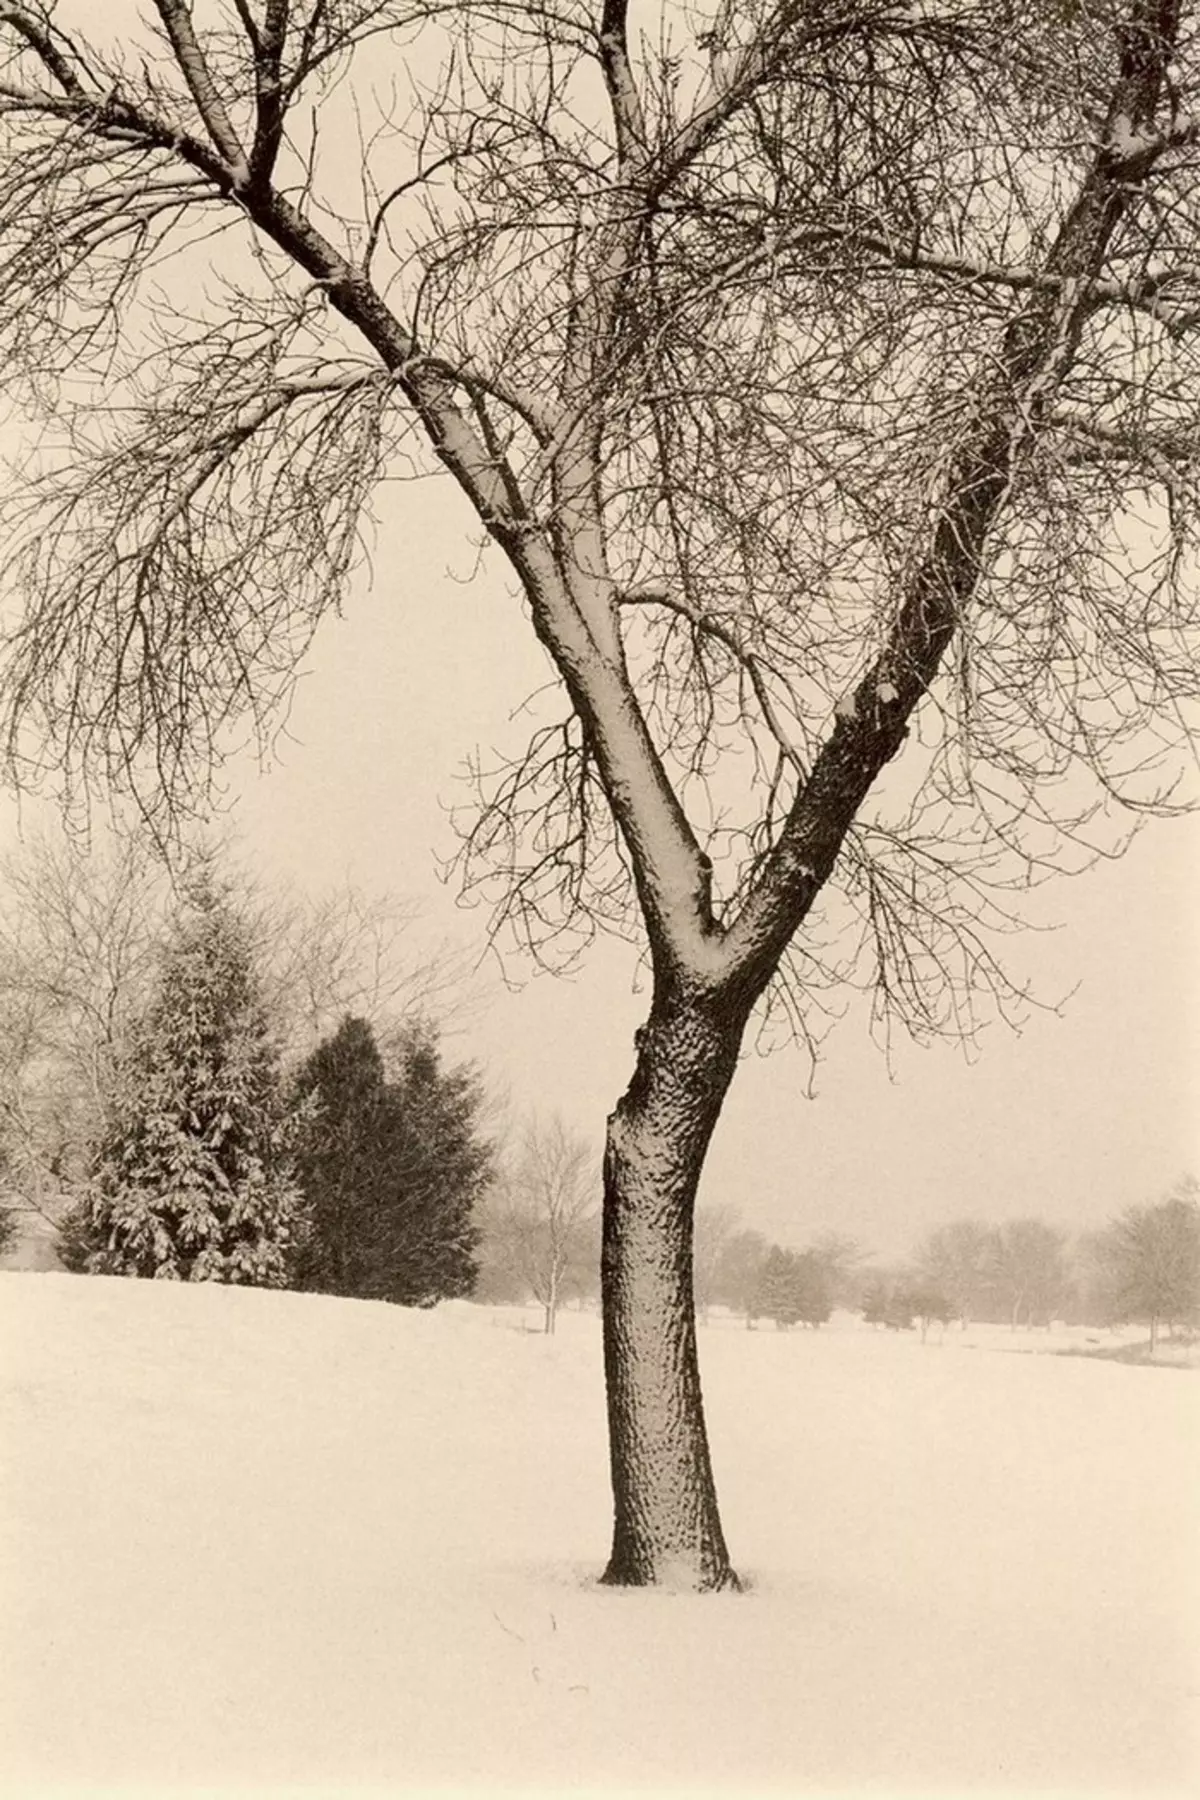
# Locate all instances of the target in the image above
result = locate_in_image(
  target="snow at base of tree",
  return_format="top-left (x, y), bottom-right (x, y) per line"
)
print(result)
top-left (1, 1273), bottom-right (1196, 1796)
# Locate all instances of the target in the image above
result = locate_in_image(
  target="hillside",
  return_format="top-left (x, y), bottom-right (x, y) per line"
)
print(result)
top-left (1, 1272), bottom-right (1197, 1796)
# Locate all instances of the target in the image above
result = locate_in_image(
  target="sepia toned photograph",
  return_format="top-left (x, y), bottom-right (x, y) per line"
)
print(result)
top-left (0, 2), bottom-right (1197, 1796)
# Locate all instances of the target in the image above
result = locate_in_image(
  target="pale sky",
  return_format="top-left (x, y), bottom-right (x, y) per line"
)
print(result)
top-left (211, 477), bottom-right (1200, 1265)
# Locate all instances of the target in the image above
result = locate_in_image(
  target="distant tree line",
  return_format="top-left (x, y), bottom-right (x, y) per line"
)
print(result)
top-left (899, 1198), bottom-right (1199, 1343)
top-left (690, 1221), bottom-right (866, 1330)
top-left (672, 1192), bottom-right (1199, 1348)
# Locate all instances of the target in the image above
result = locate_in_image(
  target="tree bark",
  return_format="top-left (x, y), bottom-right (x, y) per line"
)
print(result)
top-left (599, 988), bottom-right (745, 1591)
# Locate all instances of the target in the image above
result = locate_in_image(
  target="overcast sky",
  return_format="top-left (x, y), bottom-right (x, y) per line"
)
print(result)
top-left (197, 478), bottom-right (1200, 1265)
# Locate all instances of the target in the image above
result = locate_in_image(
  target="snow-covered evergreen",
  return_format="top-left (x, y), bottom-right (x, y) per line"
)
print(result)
top-left (82, 879), bottom-right (305, 1284)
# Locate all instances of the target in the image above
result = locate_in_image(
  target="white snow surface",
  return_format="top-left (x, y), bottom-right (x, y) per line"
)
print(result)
top-left (2, 1274), bottom-right (1197, 1799)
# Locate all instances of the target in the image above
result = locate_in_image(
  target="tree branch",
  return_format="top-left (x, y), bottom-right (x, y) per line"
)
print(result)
top-left (716, 0), bottom-right (1189, 996)
top-left (151, 0), bottom-right (250, 185)
top-left (246, 0), bottom-right (290, 187)
top-left (0, 6), bottom-right (85, 96)
top-left (596, 0), bottom-right (645, 167)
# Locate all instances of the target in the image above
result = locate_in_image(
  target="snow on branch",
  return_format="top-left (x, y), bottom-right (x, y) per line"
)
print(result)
top-left (151, 0), bottom-right (250, 186)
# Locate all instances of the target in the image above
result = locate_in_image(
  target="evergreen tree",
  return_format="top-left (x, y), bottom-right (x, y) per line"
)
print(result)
top-left (293, 1016), bottom-right (487, 1306)
top-left (83, 881), bottom-right (304, 1285)
top-left (753, 1246), bottom-right (804, 1329)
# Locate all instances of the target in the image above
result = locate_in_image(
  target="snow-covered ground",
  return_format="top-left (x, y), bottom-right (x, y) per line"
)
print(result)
top-left (1, 1274), bottom-right (1196, 1798)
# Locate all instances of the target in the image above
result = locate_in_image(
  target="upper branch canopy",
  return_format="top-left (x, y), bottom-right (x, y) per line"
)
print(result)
top-left (0, 1), bottom-right (1198, 1042)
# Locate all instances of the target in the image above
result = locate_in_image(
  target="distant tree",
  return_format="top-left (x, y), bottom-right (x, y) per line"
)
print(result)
top-left (693, 1204), bottom-right (742, 1321)
top-left (883, 1286), bottom-right (916, 1332)
top-left (79, 880), bottom-right (305, 1285)
top-left (754, 1246), bottom-right (802, 1329)
top-left (713, 1229), bottom-right (771, 1328)
top-left (990, 1219), bottom-right (1069, 1329)
top-left (0, 1197), bottom-right (17, 1259)
top-left (370, 1018), bottom-right (488, 1304)
top-left (294, 1016), bottom-right (487, 1307)
top-left (861, 1280), bottom-right (891, 1329)
top-left (807, 1232), bottom-right (871, 1311)
top-left (903, 1283), bottom-right (953, 1343)
top-left (915, 1220), bottom-right (995, 1327)
top-left (792, 1250), bottom-right (832, 1327)
top-left (476, 1116), bottom-right (597, 1332)
top-left (1073, 1229), bottom-right (1125, 1329)
top-left (751, 1245), bottom-right (830, 1329)
top-left (54, 1198), bottom-right (97, 1274)
top-left (252, 880), bottom-right (472, 1067)
top-left (1099, 1182), bottom-right (1200, 1353)
top-left (860, 1271), bottom-right (920, 1331)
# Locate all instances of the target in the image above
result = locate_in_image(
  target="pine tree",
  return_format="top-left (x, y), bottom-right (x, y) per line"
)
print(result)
top-left (83, 881), bottom-right (305, 1285)
top-left (289, 1015), bottom-right (386, 1297)
top-left (753, 1246), bottom-right (803, 1329)
top-left (293, 1016), bottom-right (487, 1306)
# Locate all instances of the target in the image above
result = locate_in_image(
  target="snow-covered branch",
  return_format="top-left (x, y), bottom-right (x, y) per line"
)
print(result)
top-left (151, 0), bottom-right (250, 185)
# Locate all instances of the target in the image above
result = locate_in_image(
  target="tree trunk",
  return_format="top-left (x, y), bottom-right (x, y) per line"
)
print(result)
top-left (599, 991), bottom-right (744, 1591)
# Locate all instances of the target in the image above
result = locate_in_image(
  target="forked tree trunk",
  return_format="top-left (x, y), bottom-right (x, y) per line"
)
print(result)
top-left (599, 990), bottom-right (746, 1591)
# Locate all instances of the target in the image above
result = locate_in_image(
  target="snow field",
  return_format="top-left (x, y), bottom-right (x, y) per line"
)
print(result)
top-left (1, 1273), bottom-right (1197, 1797)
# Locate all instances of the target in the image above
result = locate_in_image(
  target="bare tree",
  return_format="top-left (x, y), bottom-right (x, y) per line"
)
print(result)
top-left (1095, 1177), bottom-right (1200, 1351)
top-left (692, 1202), bottom-right (741, 1320)
top-left (0, 2), bottom-right (1198, 1586)
top-left (989, 1218), bottom-right (1070, 1329)
top-left (808, 1231), bottom-right (872, 1310)
top-left (480, 1115), bottom-right (599, 1333)
top-left (915, 1219), bottom-right (996, 1327)
top-left (712, 1225), bottom-right (772, 1327)
top-left (0, 827), bottom-right (164, 1217)
top-left (247, 877), bottom-right (472, 1064)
